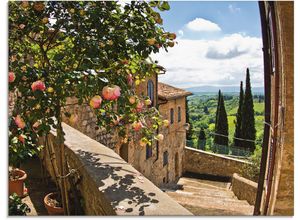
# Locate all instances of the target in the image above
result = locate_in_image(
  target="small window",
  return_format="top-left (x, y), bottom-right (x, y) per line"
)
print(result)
top-left (146, 144), bottom-right (152, 159)
top-left (170, 108), bottom-right (174, 124)
top-left (163, 151), bottom-right (168, 166)
top-left (147, 80), bottom-right (154, 106)
top-left (178, 106), bottom-right (181, 122)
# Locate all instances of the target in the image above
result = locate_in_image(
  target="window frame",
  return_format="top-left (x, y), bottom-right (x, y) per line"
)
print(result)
top-left (163, 151), bottom-right (168, 166)
top-left (178, 106), bottom-right (181, 122)
top-left (170, 108), bottom-right (174, 124)
top-left (147, 80), bottom-right (154, 107)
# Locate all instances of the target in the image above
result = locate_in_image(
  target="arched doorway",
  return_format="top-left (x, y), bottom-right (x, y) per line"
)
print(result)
top-left (120, 143), bottom-right (129, 162)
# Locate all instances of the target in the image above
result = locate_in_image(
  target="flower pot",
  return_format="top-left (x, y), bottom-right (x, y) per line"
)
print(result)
top-left (44, 192), bottom-right (64, 215)
top-left (9, 169), bottom-right (27, 197)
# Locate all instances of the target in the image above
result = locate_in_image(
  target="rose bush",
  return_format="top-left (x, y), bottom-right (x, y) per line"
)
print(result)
top-left (9, 0), bottom-right (174, 214)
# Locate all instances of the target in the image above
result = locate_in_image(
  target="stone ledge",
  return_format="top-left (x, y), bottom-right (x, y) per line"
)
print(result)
top-left (231, 173), bottom-right (257, 205)
top-left (43, 123), bottom-right (192, 216)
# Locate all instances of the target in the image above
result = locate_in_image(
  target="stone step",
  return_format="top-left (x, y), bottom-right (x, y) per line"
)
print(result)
top-left (180, 185), bottom-right (235, 198)
top-left (173, 190), bottom-right (250, 206)
top-left (178, 178), bottom-right (230, 191)
top-left (166, 191), bottom-right (253, 215)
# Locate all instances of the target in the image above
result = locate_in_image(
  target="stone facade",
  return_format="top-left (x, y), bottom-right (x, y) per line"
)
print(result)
top-left (184, 147), bottom-right (250, 178)
top-left (60, 75), bottom-right (191, 187)
top-left (260, 1), bottom-right (294, 216)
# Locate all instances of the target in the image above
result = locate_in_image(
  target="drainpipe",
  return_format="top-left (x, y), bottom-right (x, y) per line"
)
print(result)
top-left (254, 1), bottom-right (271, 215)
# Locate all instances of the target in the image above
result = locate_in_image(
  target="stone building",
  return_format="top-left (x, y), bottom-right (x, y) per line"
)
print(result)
top-left (115, 77), bottom-right (192, 186)
top-left (62, 74), bottom-right (192, 186)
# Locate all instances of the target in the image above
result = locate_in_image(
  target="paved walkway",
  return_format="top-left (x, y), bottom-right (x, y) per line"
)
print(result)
top-left (165, 176), bottom-right (254, 216)
top-left (20, 157), bottom-right (56, 216)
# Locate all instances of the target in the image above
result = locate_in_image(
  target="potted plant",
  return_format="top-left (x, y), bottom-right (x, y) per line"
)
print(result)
top-left (9, 117), bottom-right (41, 197)
top-left (44, 192), bottom-right (64, 215)
top-left (9, 193), bottom-right (31, 216)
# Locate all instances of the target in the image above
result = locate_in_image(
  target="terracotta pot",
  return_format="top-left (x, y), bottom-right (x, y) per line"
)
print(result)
top-left (44, 192), bottom-right (64, 215)
top-left (9, 169), bottom-right (27, 197)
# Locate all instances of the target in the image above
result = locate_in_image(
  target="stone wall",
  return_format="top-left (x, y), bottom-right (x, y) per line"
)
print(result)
top-left (62, 97), bottom-right (117, 150)
top-left (183, 147), bottom-right (250, 178)
top-left (231, 173), bottom-right (258, 205)
top-left (41, 122), bottom-right (192, 216)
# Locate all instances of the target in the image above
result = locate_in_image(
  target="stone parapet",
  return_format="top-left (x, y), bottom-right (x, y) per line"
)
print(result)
top-left (41, 122), bottom-right (192, 216)
top-left (184, 147), bottom-right (249, 178)
top-left (231, 173), bottom-right (258, 205)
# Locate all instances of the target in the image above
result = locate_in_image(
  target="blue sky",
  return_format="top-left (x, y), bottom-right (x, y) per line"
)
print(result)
top-left (151, 1), bottom-right (264, 88)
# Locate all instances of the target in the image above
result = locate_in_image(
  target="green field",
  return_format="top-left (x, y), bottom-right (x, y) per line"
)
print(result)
top-left (187, 93), bottom-right (265, 149)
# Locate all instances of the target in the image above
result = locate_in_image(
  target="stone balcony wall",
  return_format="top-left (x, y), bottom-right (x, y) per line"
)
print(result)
top-left (40, 122), bottom-right (192, 216)
top-left (231, 173), bottom-right (258, 205)
top-left (183, 147), bottom-right (250, 178)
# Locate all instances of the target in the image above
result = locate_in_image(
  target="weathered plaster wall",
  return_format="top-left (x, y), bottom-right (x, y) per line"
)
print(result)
top-left (41, 123), bottom-right (192, 216)
top-left (184, 147), bottom-right (249, 178)
top-left (231, 173), bottom-right (258, 206)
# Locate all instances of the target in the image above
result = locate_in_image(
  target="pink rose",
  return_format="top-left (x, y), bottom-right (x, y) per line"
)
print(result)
top-left (15, 115), bottom-right (25, 129)
top-left (127, 74), bottom-right (133, 86)
top-left (89, 95), bottom-right (102, 109)
top-left (136, 102), bottom-right (144, 113)
top-left (18, 135), bottom-right (25, 144)
top-left (102, 85), bottom-right (121, 101)
top-left (31, 80), bottom-right (46, 92)
top-left (9, 72), bottom-right (15, 83)
top-left (132, 121), bottom-right (143, 132)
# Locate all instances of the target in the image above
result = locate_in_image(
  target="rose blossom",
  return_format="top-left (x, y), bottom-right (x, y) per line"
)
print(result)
top-left (15, 115), bottom-right (25, 129)
top-left (132, 121), bottom-right (143, 132)
top-left (89, 95), bottom-right (102, 109)
top-left (31, 80), bottom-right (46, 92)
top-left (9, 72), bottom-right (15, 83)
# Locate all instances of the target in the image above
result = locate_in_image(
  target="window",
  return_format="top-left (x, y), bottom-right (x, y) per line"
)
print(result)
top-left (178, 106), bottom-right (181, 122)
top-left (170, 108), bottom-right (174, 124)
top-left (163, 151), bottom-right (168, 166)
top-left (147, 80), bottom-right (154, 106)
top-left (146, 144), bottom-right (152, 159)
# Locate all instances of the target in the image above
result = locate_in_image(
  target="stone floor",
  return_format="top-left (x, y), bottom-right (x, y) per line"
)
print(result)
top-left (20, 157), bottom-right (57, 216)
top-left (165, 175), bottom-right (254, 216)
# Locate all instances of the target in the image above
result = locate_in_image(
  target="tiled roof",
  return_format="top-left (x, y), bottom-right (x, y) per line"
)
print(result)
top-left (158, 82), bottom-right (193, 101)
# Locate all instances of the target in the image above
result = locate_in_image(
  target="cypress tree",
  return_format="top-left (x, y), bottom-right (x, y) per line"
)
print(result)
top-left (198, 127), bottom-right (206, 150)
top-left (214, 90), bottom-right (221, 145)
top-left (234, 81), bottom-right (244, 147)
top-left (241, 68), bottom-right (256, 152)
top-left (214, 90), bottom-right (229, 146)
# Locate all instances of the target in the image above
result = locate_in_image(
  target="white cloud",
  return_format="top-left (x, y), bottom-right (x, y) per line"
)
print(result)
top-left (151, 33), bottom-right (263, 88)
top-left (228, 4), bottom-right (241, 13)
top-left (186, 18), bottom-right (221, 32)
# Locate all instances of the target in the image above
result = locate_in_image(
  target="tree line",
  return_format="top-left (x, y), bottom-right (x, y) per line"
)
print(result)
top-left (198, 68), bottom-right (256, 154)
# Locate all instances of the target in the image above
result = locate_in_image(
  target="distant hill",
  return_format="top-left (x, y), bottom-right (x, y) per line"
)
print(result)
top-left (186, 86), bottom-right (264, 94)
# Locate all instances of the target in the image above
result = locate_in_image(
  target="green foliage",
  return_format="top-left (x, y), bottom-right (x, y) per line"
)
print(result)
top-left (9, 193), bottom-right (31, 216)
top-left (241, 68), bottom-right (256, 151)
top-left (9, 1), bottom-right (175, 156)
top-left (186, 92), bottom-right (264, 153)
top-left (214, 90), bottom-right (229, 147)
top-left (197, 128), bottom-right (206, 150)
top-left (234, 81), bottom-right (244, 147)
top-left (240, 147), bottom-right (262, 182)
